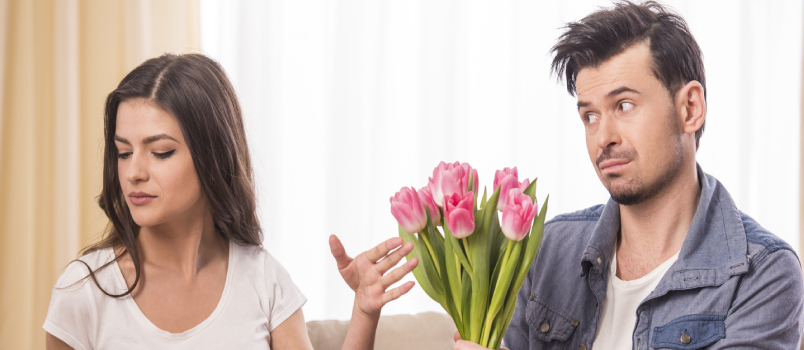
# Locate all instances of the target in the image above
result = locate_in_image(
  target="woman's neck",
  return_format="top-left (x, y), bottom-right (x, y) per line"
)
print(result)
top-left (137, 205), bottom-right (228, 280)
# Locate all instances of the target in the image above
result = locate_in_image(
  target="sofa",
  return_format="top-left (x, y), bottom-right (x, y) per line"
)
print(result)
top-left (306, 311), bottom-right (457, 350)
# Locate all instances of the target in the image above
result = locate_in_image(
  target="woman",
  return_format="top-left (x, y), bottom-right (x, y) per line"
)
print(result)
top-left (43, 53), bottom-right (417, 349)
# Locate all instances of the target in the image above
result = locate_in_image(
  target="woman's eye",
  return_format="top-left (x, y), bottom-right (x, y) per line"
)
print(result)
top-left (117, 152), bottom-right (132, 160)
top-left (585, 114), bottom-right (599, 124)
top-left (153, 150), bottom-right (176, 159)
top-left (620, 102), bottom-right (634, 112)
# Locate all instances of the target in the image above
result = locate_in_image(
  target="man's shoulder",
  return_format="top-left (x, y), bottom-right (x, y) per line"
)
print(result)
top-left (545, 204), bottom-right (605, 225)
top-left (739, 211), bottom-right (796, 258)
top-left (538, 204), bottom-right (605, 252)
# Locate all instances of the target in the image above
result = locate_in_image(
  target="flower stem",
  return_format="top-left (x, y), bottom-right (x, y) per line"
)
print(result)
top-left (481, 240), bottom-right (514, 347)
top-left (462, 237), bottom-right (471, 263)
top-left (421, 231), bottom-right (441, 276)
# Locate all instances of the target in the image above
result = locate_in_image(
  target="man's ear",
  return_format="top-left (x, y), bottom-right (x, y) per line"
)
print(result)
top-left (676, 80), bottom-right (706, 136)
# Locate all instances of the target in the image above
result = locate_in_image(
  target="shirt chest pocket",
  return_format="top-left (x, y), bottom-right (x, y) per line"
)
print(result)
top-left (526, 297), bottom-right (578, 348)
top-left (651, 314), bottom-right (725, 349)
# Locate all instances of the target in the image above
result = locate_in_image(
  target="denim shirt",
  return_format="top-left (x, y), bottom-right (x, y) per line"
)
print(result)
top-left (504, 166), bottom-right (804, 350)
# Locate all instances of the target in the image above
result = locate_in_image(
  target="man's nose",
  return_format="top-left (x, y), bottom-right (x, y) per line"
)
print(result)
top-left (596, 113), bottom-right (621, 150)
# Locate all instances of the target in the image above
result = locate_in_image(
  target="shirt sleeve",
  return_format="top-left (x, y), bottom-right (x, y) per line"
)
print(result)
top-left (43, 261), bottom-right (98, 350)
top-left (709, 249), bottom-right (804, 349)
top-left (262, 251), bottom-right (307, 332)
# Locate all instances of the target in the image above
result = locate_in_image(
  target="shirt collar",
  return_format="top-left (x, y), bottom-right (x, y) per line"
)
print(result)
top-left (580, 163), bottom-right (750, 284)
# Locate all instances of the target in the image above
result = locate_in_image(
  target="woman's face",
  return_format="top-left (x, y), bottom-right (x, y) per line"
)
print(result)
top-left (114, 98), bottom-right (205, 228)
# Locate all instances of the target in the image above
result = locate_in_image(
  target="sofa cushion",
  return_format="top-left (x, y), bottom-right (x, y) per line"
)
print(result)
top-left (306, 311), bottom-right (457, 350)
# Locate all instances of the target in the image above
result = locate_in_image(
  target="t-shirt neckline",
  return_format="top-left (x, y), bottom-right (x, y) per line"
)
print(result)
top-left (610, 248), bottom-right (679, 290)
top-left (110, 240), bottom-right (236, 340)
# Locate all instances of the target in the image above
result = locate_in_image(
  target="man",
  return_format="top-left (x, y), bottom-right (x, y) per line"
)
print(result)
top-left (455, 1), bottom-right (803, 349)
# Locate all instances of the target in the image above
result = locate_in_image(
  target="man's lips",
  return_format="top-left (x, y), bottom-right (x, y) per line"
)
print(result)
top-left (129, 192), bottom-right (157, 206)
top-left (598, 159), bottom-right (631, 174)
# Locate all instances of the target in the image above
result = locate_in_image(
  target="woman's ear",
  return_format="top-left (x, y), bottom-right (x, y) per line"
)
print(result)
top-left (676, 80), bottom-right (706, 136)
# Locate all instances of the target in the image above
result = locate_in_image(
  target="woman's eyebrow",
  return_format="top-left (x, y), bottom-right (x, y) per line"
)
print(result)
top-left (113, 134), bottom-right (178, 145)
top-left (142, 134), bottom-right (179, 144)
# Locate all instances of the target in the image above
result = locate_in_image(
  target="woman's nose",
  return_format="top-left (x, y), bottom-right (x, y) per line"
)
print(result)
top-left (125, 152), bottom-right (149, 183)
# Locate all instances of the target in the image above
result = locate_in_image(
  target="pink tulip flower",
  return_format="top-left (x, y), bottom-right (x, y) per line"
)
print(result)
top-left (493, 167), bottom-right (530, 211)
top-left (500, 188), bottom-right (539, 241)
top-left (390, 187), bottom-right (428, 234)
top-left (444, 191), bottom-right (476, 238)
top-left (418, 186), bottom-right (442, 227)
top-left (428, 161), bottom-right (478, 207)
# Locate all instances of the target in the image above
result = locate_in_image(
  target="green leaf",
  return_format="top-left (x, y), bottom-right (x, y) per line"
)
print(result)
top-left (460, 268), bottom-right (473, 340)
top-left (479, 186), bottom-right (488, 210)
top-left (398, 225), bottom-right (440, 303)
top-left (467, 185), bottom-right (501, 343)
top-left (425, 225), bottom-right (446, 277)
top-left (522, 177), bottom-right (538, 203)
top-left (481, 240), bottom-right (521, 346)
top-left (444, 224), bottom-right (473, 275)
top-left (468, 171), bottom-right (476, 200)
top-left (416, 230), bottom-right (446, 304)
top-left (443, 229), bottom-right (464, 326)
top-left (498, 195), bottom-right (549, 340)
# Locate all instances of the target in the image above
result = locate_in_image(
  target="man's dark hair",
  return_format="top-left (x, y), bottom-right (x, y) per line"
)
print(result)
top-left (551, 1), bottom-right (706, 148)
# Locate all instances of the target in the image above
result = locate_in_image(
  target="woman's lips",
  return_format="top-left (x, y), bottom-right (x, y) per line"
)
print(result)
top-left (129, 192), bottom-right (157, 206)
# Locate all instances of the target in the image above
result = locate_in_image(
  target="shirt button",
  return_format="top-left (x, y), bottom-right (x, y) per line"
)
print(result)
top-left (540, 323), bottom-right (550, 333)
top-left (579, 345), bottom-right (587, 350)
top-left (680, 333), bottom-right (691, 344)
top-left (596, 257), bottom-right (602, 265)
top-left (571, 320), bottom-right (579, 327)
top-left (529, 293), bottom-right (535, 301)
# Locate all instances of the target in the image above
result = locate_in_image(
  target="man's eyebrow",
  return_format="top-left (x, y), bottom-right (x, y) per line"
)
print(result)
top-left (114, 134), bottom-right (178, 145)
top-left (577, 87), bottom-right (641, 111)
top-left (606, 86), bottom-right (641, 99)
top-left (577, 101), bottom-right (590, 110)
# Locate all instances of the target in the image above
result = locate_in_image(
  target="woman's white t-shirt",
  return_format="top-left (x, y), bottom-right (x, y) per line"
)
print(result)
top-left (43, 242), bottom-right (306, 350)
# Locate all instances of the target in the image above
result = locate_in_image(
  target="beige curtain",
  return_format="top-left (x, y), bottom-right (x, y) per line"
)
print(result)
top-left (0, 0), bottom-right (199, 348)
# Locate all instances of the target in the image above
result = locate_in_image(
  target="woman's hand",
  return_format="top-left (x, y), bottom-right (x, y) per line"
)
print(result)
top-left (328, 235), bottom-right (419, 318)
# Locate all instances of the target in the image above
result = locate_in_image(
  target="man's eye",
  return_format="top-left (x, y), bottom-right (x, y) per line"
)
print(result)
top-left (620, 102), bottom-right (634, 112)
top-left (585, 114), bottom-right (599, 124)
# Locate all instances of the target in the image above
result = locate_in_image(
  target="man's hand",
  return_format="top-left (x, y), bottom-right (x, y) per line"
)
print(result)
top-left (453, 331), bottom-right (510, 350)
top-left (329, 235), bottom-right (419, 317)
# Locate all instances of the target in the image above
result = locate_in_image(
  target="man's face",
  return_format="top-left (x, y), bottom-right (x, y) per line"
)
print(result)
top-left (576, 43), bottom-right (685, 205)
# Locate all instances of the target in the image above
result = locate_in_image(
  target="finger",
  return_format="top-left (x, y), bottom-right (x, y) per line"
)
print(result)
top-left (454, 340), bottom-right (488, 350)
top-left (329, 235), bottom-right (353, 269)
top-left (364, 237), bottom-right (404, 263)
top-left (380, 280), bottom-right (415, 305)
top-left (454, 330), bottom-right (461, 342)
top-left (381, 257), bottom-right (418, 289)
top-left (375, 241), bottom-right (414, 274)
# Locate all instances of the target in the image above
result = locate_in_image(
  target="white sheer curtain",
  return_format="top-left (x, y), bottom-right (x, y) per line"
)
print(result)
top-left (200, 0), bottom-right (803, 321)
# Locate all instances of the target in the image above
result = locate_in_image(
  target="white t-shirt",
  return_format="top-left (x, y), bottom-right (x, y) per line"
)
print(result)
top-left (43, 242), bottom-right (306, 350)
top-left (591, 249), bottom-right (679, 350)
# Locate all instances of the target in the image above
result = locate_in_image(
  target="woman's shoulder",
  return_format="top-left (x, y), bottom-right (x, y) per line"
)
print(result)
top-left (230, 242), bottom-right (306, 331)
top-left (231, 242), bottom-right (287, 278)
top-left (55, 247), bottom-right (118, 290)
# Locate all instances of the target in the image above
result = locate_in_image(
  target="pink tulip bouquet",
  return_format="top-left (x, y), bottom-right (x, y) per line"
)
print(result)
top-left (390, 162), bottom-right (549, 349)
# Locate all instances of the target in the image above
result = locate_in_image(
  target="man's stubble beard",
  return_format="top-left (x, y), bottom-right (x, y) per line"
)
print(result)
top-left (602, 107), bottom-right (686, 206)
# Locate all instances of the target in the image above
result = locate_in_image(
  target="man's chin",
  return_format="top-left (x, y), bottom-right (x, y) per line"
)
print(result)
top-left (611, 190), bottom-right (645, 206)
top-left (607, 181), bottom-right (647, 206)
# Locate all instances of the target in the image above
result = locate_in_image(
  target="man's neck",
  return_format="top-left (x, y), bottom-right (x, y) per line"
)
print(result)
top-left (616, 162), bottom-right (701, 281)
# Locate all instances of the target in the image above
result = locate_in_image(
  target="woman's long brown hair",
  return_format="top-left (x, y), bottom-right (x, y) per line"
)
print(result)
top-left (73, 53), bottom-right (262, 297)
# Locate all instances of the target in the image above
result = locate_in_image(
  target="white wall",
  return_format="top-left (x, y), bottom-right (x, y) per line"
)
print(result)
top-left (200, 0), bottom-right (803, 321)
